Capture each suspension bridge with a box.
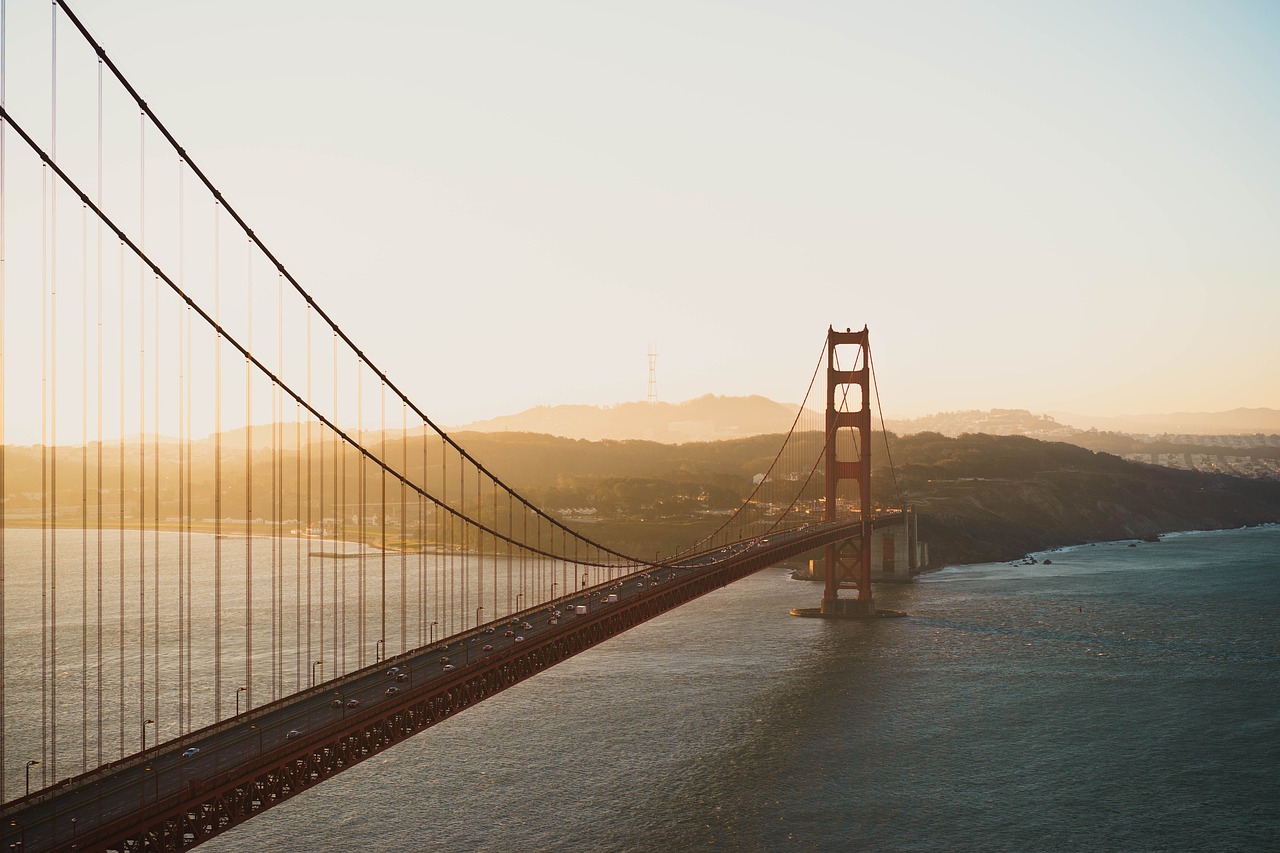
[0,4,910,849]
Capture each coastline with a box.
[927,520,1280,574]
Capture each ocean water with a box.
[189,525,1278,851]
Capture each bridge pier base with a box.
[789,596,907,620]
[821,597,877,617]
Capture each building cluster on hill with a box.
[1123,452,1280,480]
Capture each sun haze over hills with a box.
[452,394,801,443]
[452,396,1280,444]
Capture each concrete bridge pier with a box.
[820,596,878,617]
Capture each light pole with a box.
[24,761,38,796]
[550,582,557,600]
[311,660,323,687]
[142,720,155,752]
[515,593,524,612]
[235,686,247,716]
[581,571,588,590]
[249,723,263,753]
[475,606,484,628]
[375,639,384,663]
[429,621,438,644]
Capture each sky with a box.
[3,0,1278,442]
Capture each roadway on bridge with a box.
[4,522,860,851]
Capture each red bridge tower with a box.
[821,325,875,617]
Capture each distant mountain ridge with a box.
[451,398,1280,445]
[452,394,801,443]
[1049,407,1280,435]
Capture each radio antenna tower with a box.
[647,345,659,404]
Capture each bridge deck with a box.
[2,516,901,852]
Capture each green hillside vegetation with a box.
[5,428,1278,568]
[888,432,1280,565]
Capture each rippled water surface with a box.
[206,526,1280,852]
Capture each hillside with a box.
[458,430,1280,567]
[887,432,1280,565]
[6,427,1277,569]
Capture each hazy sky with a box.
[9,0,1280,428]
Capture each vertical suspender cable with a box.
[506,493,512,615]
[0,0,6,801]
[314,312,322,676]
[245,238,253,709]
[442,440,449,635]
[137,109,146,750]
[400,401,406,653]
[379,383,386,656]
[213,199,222,719]
[152,272,160,732]
[380,381,386,657]
[434,429,440,637]
[48,0,59,783]
[492,480,497,616]
[152,253,160,732]
[274,271,282,700]
[294,399,301,690]
[80,181,88,774]
[175,156,184,733]
[357,365,364,665]
[40,108,48,788]
[304,309,312,682]
[94,53,103,767]
[117,232,124,757]
[335,327,340,676]
[184,304,193,719]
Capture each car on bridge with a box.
[345,699,361,708]
[182,747,199,758]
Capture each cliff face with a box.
[890,434,1280,566]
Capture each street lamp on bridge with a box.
[142,719,155,752]
[429,621,438,644]
[311,660,323,687]
[235,686,248,716]
[475,606,484,628]
[581,572,588,590]
[375,639,385,663]
[515,593,523,611]
[24,761,38,796]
